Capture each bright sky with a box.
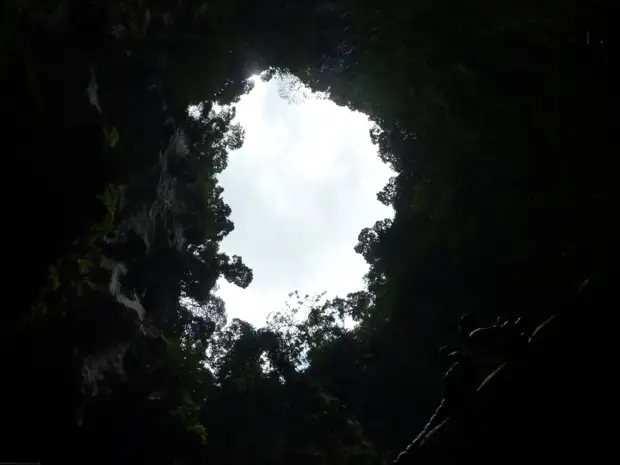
[215,75,394,327]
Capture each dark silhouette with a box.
[0,1,615,464]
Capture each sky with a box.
[214,75,394,327]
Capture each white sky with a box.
[215,75,394,327]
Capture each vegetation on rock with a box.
[0,1,616,464]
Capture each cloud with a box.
[215,76,394,327]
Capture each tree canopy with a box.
[0,1,616,464]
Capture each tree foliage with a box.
[0,1,616,464]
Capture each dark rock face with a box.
[396,279,620,465]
